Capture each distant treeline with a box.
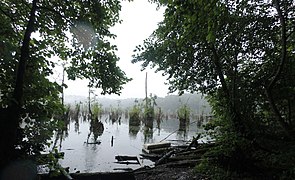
[65,93,211,115]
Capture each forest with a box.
[0,0,294,179]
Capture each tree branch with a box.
[268,0,287,90]
[211,44,250,138]
[13,0,38,106]
[211,44,230,98]
[264,0,291,134]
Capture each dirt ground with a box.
[36,165,209,180]
[133,164,209,180]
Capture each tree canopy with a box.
[133,0,295,178]
[0,0,130,168]
[0,0,130,99]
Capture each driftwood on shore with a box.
[140,137,216,169]
[142,141,172,154]
[143,141,171,150]
[155,150,175,166]
[160,143,216,165]
[139,153,162,161]
[142,147,172,154]
[133,141,216,178]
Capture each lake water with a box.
[53,114,206,173]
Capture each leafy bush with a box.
[177,104,190,122]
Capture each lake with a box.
[51,114,207,173]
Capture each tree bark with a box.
[0,0,38,169]
[211,44,246,137]
[211,45,230,98]
[265,0,293,135]
[13,0,38,105]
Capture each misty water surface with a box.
[51,114,208,173]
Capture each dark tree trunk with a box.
[0,0,38,169]
[211,45,246,136]
[265,0,294,136]
[0,107,19,168]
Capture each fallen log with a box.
[115,155,138,161]
[115,161,139,165]
[171,145,190,149]
[155,150,175,166]
[167,139,190,143]
[115,155,141,165]
[142,147,172,154]
[140,153,162,161]
[176,147,210,156]
[185,134,201,151]
[143,141,171,150]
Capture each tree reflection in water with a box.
[128,105,141,138]
[177,118,189,140]
[143,118,154,143]
[52,108,71,150]
[155,107,163,136]
[68,103,81,133]
[129,125,140,138]
[86,117,104,144]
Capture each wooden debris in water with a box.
[139,153,162,161]
[115,155,141,166]
[139,137,217,170]
[142,141,172,154]
[143,141,171,150]
[115,161,139,165]
[155,150,175,166]
[142,147,172,154]
[84,140,101,145]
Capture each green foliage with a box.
[16,79,64,156]
[34,148,65,177]
[133,0,227,94]
[46,149,66,177]
[0,0,130,160]
[91,102,102,120]
[73,103,81,120]
[134,0,295,179]
[177,104,190,122]
[144,93,157,120]
[129,104,141,126]
[196,157,229,180]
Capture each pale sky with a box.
[64,1,171,99]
